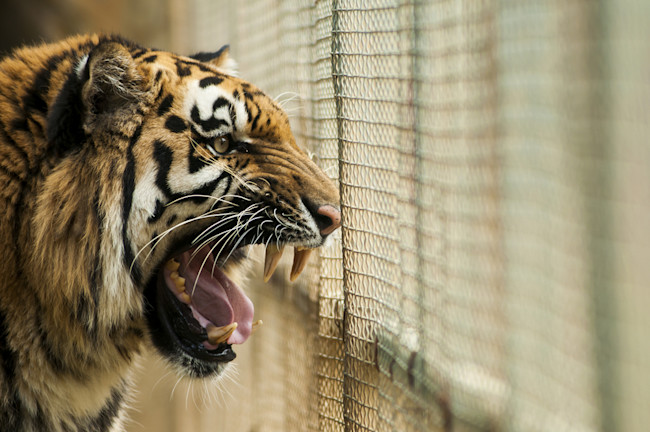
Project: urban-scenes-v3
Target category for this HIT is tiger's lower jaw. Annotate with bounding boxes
[144,246,249,378]
[145,273,236,378]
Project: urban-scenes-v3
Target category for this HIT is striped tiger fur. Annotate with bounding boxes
[0,34,340,431]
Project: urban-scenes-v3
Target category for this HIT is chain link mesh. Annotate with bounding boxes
[128,1,650,431]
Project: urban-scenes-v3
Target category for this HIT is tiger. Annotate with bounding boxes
[0,34,340,431]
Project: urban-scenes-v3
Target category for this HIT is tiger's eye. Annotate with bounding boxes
[214,136,230,153]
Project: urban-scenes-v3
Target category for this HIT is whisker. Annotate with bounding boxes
[190,209,257,248]
[190,226,244,295]
[166,192,252,208]
[208,212,269,275]
[220,225,260,266]
[189,202,261,249]
[131,211,232,273]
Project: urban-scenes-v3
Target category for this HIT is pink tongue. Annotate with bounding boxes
[178,248,254,345]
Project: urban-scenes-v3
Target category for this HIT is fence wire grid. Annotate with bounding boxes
[126,1,650,432]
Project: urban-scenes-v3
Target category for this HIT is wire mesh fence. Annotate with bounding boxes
[128,1,650,431]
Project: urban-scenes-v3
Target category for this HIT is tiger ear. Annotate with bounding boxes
[190,45,238,75]
[47,41,145,153]
[80,41,146,130]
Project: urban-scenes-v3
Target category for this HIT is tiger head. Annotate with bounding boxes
[35,37,340,380]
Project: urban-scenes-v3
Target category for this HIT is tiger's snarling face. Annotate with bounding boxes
[0,35,339,431]
[131,43,341,377]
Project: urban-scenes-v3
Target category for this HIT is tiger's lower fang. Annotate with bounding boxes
[179,292,191,304]
[252,320,263,334]
[207,322,238,345]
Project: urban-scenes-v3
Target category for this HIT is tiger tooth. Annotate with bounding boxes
[263,244,284,283]
[290,247,313,282]
[207,322,238,345]
[169,271,183,291]
[174,276,186,292]
[165,259,180,272]
[179,292,191,304]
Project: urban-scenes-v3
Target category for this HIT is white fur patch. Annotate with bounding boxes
[167,162,226,194]
[131,163,161,220]
[218,57,239,77]
[76,54,89,78]
[232,96,248,132]
[183,79,249,137]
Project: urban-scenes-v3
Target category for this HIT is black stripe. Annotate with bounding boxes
[77,385,124,432]
[187,128,217,174]
[178,173,230,205]
[250,102,262,132]
[46,64,86,155]
[28,117,45,139]
[153,140,173,198]
[199,76,223,88]
[175,60,192,77]
[194,62,216,73]
[33,299,87,379]
[0,122,31,168]
[0,163,24,185]
[190,45,229,63]
[191,106,228,132]
[141,54,158,63]
[212,97,229,112]
[22,55,63,115]
[10,118,29,132]
[229,106,238,129]
[157,95,174,116]
[121,124,142,283]
[131,49,148,59]
[165,115,187,133]
[0,305,21,429]
[93,387,124,431]
[148,199,166,223]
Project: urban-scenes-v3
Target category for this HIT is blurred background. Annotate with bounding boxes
[2,1,650,431]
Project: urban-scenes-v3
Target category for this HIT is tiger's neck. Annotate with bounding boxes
[0,35,144,431]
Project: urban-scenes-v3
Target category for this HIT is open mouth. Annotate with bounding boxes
[145,232,315,371]
[163,244,256,347]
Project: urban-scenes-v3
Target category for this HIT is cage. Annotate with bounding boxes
[1,1,648,431]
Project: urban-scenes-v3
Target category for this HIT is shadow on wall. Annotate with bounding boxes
[0,0,172,56]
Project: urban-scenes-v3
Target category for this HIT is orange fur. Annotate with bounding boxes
[0,34,338,431]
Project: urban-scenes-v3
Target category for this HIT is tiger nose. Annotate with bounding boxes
[316,205,341,235]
